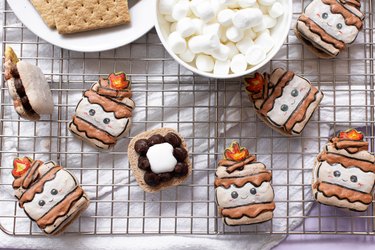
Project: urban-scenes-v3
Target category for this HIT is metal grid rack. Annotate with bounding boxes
[0,0,374,236]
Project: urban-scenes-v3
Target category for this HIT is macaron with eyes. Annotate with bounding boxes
[312,129,375,211]
[215,142,275,226]
[244,68,324,136]
[295,0,364,58]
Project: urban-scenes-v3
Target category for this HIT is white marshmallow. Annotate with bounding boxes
[225,42,239,59]
[269,2,284,18]
[226,26,244,42]
[164,15,177,22]
[226,0,241,8]
[238,0,257,8]
[245,45,266,65]
[192,1,215,21]
[214,60,231,75]
[236,34,254,55]
[252,19,267,33]
[147,143,177,174]
[203,23,220,34]
[210,44,231,61]
[180,49,196,63]
[230,54,248,74]
[192,18,204,34]
[232,8,263,30]
[258,4,269,14]
[168,32,187,54]
[176,18,196,37]
[196,54,215,72]
[258,0,275,6]
[159,0,177,15]
[188,33,220,54]
[172,0,190,20]
[217,9,235,27]
[211,0,228,13]
[263,15,277,29]
[254,31,274,53]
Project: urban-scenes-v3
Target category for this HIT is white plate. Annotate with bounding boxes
[7,0,156,52]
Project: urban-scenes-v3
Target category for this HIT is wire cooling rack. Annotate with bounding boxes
[0,0,374,236]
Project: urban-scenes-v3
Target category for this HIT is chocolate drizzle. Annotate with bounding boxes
[221,202,275,219]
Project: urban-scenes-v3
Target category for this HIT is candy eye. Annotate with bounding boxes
[280,104,289,111]
[333,170,341,177]
[291,89,299,97]
[250,188,257,195]
[322,13,328,19]
[336,23,343,30]
[51,189,58,195]
[89,109,95,116]
[231,191,238,199]
[103,118,110,124]
[350,175,358,183]
[39,200,45,207]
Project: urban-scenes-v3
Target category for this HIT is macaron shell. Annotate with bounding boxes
[17,61,54,115]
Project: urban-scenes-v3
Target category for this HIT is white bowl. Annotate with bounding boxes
[155,0,293,79]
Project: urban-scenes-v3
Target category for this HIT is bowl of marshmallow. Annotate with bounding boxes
[155,0,292,79]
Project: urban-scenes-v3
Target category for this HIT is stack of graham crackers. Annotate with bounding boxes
[30,0,131,34]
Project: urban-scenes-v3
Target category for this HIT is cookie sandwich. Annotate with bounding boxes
[12,157,90,235]
[128,128,192,192]
[244,68,324,136]
[4,46,54,121]
[313,129,375,211]
[69,72,135,150]
[215,142,275,226]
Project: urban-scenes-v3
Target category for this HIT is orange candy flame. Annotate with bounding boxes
[338,129,364,141]
[12,157,33,178]
[224,142,250,162]
[244,73,264,93]
[108,72,129,90]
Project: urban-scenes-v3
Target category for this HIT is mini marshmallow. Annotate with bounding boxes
[269,2,284,18]
[188,33,220,54]
[211,0,228,13]
[236,35,254,55]
[254,31,275,53]
[253,19,267,33]
[211,44,231,61]
[172,0,190,20]
[159,0,177,15]
[203,23,220,35]
[168,32,187,54]
[180,49,196,63]
[217,9,235,27]
[226,0,241,8]
[214,60,231,75]
[196,54,215,72]
[258,0,276,6]
[192,18,204,34]
[232,8,263,30]
[164,15,177,22]
[245,45,266,65]
[176,18,196,37]
[192,1,215,22]
[263,15,277,29]
[230,54,248,74]
[238,0,257,8]
[226,26,244,42]
[225,42,239,59]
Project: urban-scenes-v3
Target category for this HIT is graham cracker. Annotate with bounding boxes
[30,0,56,28]
[128,128,193,193]
[52,0,131,34]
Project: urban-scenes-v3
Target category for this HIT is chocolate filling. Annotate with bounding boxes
[13,74,38,116]
[135,132,189,187]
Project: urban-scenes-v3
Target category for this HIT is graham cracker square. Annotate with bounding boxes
[52,0,131,34]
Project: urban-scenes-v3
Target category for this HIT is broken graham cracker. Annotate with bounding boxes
[52,0,131,34]
[30,0,56,28]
